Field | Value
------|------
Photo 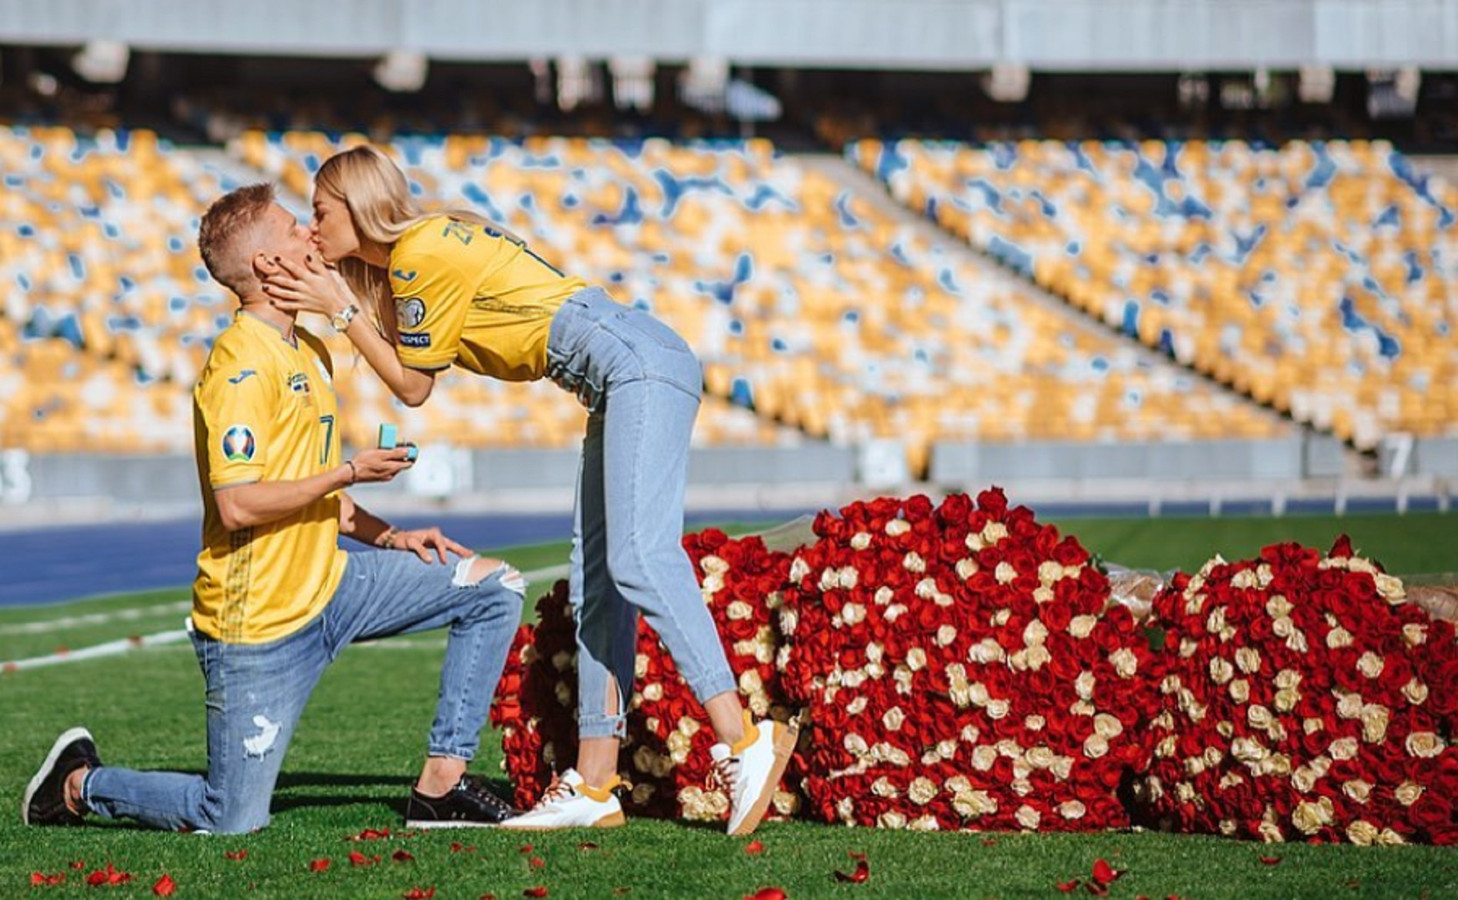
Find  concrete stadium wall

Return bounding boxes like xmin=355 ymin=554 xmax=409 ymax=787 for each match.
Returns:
xmin=11 ymin=445 xmax=858 ymax=505
xmin=929 ymin=437 xmax=1309 ymax=483
xmin=1415 ymin=437 xmax=1458 ymax=477
xmin=3 ymin=1 xmax=1455 ymax=69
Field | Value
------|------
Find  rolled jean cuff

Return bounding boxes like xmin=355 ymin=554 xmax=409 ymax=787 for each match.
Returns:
xmin=684 ymin=669 xmax=738 ymax=707
xmin=577 ymin=711 xmax=629 ymax=740
xmin=427 ymin=744 xmax=475 ymax=763
xmin=80 ymin=767 xmax=99 ymax=814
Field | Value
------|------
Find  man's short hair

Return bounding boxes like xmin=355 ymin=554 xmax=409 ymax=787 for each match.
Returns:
xmin=198 ymin=183 xmax=277 ymax=297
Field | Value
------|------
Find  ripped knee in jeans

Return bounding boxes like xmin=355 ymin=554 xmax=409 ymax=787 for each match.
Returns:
xmin=451 ymin=557 xmax=527 ymax=596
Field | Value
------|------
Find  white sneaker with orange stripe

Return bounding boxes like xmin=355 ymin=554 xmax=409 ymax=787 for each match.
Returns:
xmin=497 ymin=769 xmax=625 ymax=830
xmin=711 ymin=712 xmax=798 ymax=836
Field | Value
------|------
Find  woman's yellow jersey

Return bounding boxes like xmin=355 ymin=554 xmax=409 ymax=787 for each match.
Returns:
xmin=387 ymin=215 xmax=586 ymax=381
xmin=192 ymin=314 xmax=346 ymax=644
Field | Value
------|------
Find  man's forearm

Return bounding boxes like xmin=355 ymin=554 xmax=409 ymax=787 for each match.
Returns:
xmin=215 ymin=464 xmax=355 ymax=531
xmin=338 ymin=492 xmax=396 ymax=547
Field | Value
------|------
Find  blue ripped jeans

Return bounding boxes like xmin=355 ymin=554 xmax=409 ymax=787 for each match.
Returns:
xmin=546 ymin=288 xmax=738 ymax=740
xmin=81 ymin=551 xmax=524 ymax=834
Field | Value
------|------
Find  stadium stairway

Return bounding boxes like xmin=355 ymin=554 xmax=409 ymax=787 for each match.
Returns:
xmin=796 ymin=152 xmax=1337 ymax=469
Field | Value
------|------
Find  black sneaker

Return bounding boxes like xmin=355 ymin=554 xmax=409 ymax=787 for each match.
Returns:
xmin=405 ymin=775 xmax=520 ymax=828
xmin=23 ymin=727 xmax=101 ymax=826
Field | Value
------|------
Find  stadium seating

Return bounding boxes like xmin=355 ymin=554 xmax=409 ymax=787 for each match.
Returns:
xmin=857 ymin=138 xmax=1458 ymax=448
xmin=237 ymin=130 xmax=1286 ymax=473
xmin=0 ymin=124 xmax=802 ymax=453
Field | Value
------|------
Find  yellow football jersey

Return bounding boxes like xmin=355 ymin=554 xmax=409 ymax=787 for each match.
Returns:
xmin=388 ymin=215 xmax=588 ymax=381
xmin=192 ymin=313 xmax=347 ymax=644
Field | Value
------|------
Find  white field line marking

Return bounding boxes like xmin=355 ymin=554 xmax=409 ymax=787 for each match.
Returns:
xmin=0 ymin=564 xmax=568 ymax=637
xmin=0 ymin=600 xmax=192 ymax=636
xmin=0 ymin=563 xmax=570 ymax=672
xmin=2 ymin=630 xmax=190 ymax=673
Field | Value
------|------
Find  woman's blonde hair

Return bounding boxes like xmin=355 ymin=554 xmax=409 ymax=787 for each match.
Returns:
xmin=315 ymin=144 xmax=502 ymax=343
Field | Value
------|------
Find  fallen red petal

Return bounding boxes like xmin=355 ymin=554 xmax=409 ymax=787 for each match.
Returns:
xmin=1085 ymin=883 xmax=1110 ymax=897
xmin=523 ymin=888 xmax=548 ymax=898
xmin=981 ymin=839 xmax=998 ymax=846
xmin=225 ymin=849 xmax=248 ymax=861
xmin=834 ymin=860 xmax=870 ymax=884
xmin=577 ymin=842 xmax=599 ymax=851
xmin=348 ymin=851 xmax=374 ymax=867
xmin=1259 ymin=856 xmax=1283 ymax=866
xmin=744 ymin=840 xmax=765 ymax=855
xmin=30 ymin=872 xmax=66 ymax=887
xmin=746 ymin=889 xmax=787 ymax=900
xmin=393 ymin=850 xmax=415 ymax=863
xmin=351 ymin=827 xmax=392 ymax=841
xmin=479 ymin=895 xmax=496 ymax=900
xmin=153 ymin=873 xmax=177 ymax=897
xmin=309 ymin=858 xmax=331 ymax=872
xmin=529 ymin=857 xmax=546 ymax=869
xmin=1057 ymin=880 xmax=1082 ymax=893
xmin=402 ymin=889 xmax=436 ymax=900
xmin=1091 ymin=859 xmax=1122 ymax=885
xmin=518 ymin=844 xmax=534 ymax=854
xmin=70 ymin=861 xmax=85 ymax=870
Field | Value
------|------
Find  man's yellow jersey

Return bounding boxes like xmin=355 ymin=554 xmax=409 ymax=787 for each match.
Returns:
xmin=387 ymin=215 xmax=587 ymax=381
xmin=192 ymin=313 xmax=346 ymax=644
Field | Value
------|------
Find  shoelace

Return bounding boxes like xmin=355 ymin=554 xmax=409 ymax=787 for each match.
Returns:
xmin=707 ymin=755 xmax=741 ymax=795
xmin=532 ymin=774 xmax=578 ymax=809
xmin=460 ymin=776 xmax=513 ymax=813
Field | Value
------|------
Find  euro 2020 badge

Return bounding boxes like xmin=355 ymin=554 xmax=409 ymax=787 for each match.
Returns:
xmin=396 ymin=296 xmax=426 ymax=330
xmin=222 ymin=424 xmax=256 ymax=463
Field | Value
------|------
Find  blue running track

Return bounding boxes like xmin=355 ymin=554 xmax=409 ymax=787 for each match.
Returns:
xmin=0 ymin=510 xmax=796 ymax=609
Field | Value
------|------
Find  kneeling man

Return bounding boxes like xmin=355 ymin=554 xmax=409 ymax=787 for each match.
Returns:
xmin=23 ymin=184 xmax=524 ymax=833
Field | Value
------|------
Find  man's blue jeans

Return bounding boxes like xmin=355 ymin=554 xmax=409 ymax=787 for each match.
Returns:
xmin=82 ymin=550 xmax=524 ymax=833
xmin=546 ymin=288 xmax=738 ymax=740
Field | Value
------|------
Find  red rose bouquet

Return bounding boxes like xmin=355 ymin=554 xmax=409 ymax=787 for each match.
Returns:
xmin=1137 ymin=536 xmax=1458 ymax=844
xmin=777 ymin=489 xmax=1159 ymax=831
xmin=492 ymin=530 xmax=806 ymax=820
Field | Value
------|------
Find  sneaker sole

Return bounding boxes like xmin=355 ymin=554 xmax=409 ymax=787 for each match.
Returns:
xmin=404 ymin=819 xmax=504 ymax=830
xmin=728 ymin=720 xmax=798 ymax=837
xmin=21 ymin=727 xmax=92 ymax=826
xmin=498 ymin=811 xmax=627 ymax=831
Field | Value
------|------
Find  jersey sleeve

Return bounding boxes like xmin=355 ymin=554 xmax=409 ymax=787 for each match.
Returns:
xmin=197 ymin=342 xmax=277 ymax=488
xmin=390 ymin=244 xmax=473 ymax=371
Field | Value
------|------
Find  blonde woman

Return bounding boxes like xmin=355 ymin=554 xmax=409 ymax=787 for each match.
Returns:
xmin=262 ymin=145 xmax=794 ymax=835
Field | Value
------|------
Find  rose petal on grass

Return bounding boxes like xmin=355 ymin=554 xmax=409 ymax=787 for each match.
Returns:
xmin=451 ymin=843 xmax=475 ymax=854
xmin=524 ymin=888 xmax=548 ymax=898
xmin=1085 ymin=882 xmax=1110 ymax=897
xmin=577 ymin=842 xmax=599 ymax=851
xmin=225 ymin=850 xmax=248 ymax=861
xmin=1091 ymin=859 xmax=1122 ymax=885
xmin=518 ymin=844 xmax=534 ymax=854
xmin=746 ymin=889 xmax=787 ymax=900
xmin=393 ymin=850 xmax=415 ymax=863
xmin=834 ymin=860 xmax=870 ymax=884
xmin=1259 ymin=856 xmax=1283 ymax=866
xmin=980 ymin=839 xmax=998 ymax=847
xmin=29 ymin=872 xmax=65 ymax=886
xmin=153 ymin=873 xmax=176 ymax=897
xmin=309 ymin=858 xmax=331 ymax=872
xmin=529 ymin=857 xmax=545 ymax=869
xmin=402 ymin=888 xmax=436 ymax=900
xmin=70 ymin=862 xmax=85 ymax=870
xmin=744 ymin=840 xmax=765 ymax=855
xmin=349 ymin=851 xmax=373 ymax=867
xmin=351 ymin=827 xmax=392 ymax=841
xmin=1057 ymin=880 xmax=1081 ymax=893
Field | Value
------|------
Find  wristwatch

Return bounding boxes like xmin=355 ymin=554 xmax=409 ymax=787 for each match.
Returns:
xmin=330 ymin=302 xmax=360 ymax=332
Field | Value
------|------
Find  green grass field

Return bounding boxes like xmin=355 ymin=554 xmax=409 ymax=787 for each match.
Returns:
xmin=3 ymin=513 xmax=1457 ymax=899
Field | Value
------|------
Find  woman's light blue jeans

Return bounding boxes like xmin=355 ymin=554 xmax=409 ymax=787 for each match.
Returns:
xmin=546 ymin=288 xmax=737 ymax=740
xmin=81 ymin=550 xmax=524 ymax=833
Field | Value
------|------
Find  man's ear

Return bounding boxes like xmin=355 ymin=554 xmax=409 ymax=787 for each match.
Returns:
xmin=252 ymin=252 xmax=277 ymax=278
